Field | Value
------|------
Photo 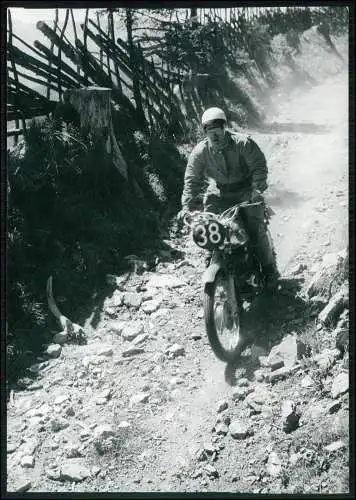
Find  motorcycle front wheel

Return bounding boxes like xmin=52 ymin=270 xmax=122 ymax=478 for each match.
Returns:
xmin=204 ymin=270 xmax=245 ymax=362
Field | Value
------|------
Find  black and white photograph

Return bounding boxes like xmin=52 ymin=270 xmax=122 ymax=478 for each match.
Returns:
xmin=4 ymin=3 xmax=351 ymax=495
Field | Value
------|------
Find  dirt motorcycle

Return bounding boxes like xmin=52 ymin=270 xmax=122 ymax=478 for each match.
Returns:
xmin=184 ymin=199 xmax=275 ymax=362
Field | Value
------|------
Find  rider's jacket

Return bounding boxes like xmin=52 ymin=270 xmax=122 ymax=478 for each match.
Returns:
xmin=181 ymin=129 xmax=268 ymax=210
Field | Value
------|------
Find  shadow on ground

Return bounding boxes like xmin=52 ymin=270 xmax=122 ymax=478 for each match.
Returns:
xmin=224 ymin=277 xmax=312 ymax=386
xmin=85 ymin=241 xmax=186 ymax=330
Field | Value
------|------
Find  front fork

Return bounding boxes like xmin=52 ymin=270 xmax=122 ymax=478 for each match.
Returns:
xmin=203 ymin=250 xmax=240 ymax=319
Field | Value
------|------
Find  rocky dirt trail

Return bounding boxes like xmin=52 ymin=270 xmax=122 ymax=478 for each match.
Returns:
xmin=6 ymin=55 xmax=349 ymax=494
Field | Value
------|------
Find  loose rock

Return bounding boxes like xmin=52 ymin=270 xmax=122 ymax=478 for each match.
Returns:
xmin=301 ymin=374 xmax=314 ymax=388
xmin=289 ymin=263 xmax=306 ymax=276
xmin=335 ymin=328 xmax=348 ymax=355
xmin=326 ymin=401 xmax=341 ymax=414
xmin=147 ymin=275 xmax=187 ymax=289
xmin=123 ymin=292 xmax=143 ymax=309
xmin=331 ymin=372 xmax=348 ymax=398
xmin=132 ymin=333 xmax=149 ymax=346
xmin=60 ymin=460 xmax=91 ymax=482
xmin=51 ymin=417 xmax=70 ymax=432
xmin=122 ymin=347 xmax=145 ymax=358
xmin=21 ymin=439 xmax=38 ymax=456
xmin=246 ymin=398 xmax=263 ymax=415
xmin=141 ymin=300 xmax=161 ymax=314
xmin=266 ymin=335 xmax=308 ymax=370
xmin=214 ymin=422 xmax=229 ymax=436
xmin=14 ymin=480 xmax=32 ymax=493
xmin=217 ymin=400 xmax=228 ymax=413
xmin=167 ymin=344 xmax=185 ymax=359
xmin=266 ymin=451 xmax=282 ymax=477
xmin=324 ymin=440 xmax=346 ymax=453
xmin=97 ymin=347 xmax=114 ymax=357
xmin=94 ymin=425 xmax=115 ymax=439
xmin=265 ymin=364 xmax=300 ymax=383
xmin=46 ymin=344 xmax=62 ymax=358
xmin=65 ymin=444 xmax=82 ymax=458
xmin=307 ymin=251 xmax=346 ymax=298
xmin=130 ymin=392 xmax=149 ymax=406
xmin=229 ymin=420 xmax=252 ymax=439
xmin=204 ymin=464 xmax=219 ymax=478
xmin=121 ymin=322 xmax=144 ymax=341
xmin=281 ymin=400 xmax=301 ymax=433
xmin=53 ymin=331 xmax=68 ymax=345
xmin=20 ymin=455 xmax=35 ymax=468
xmin=232 ymin=386 xmax=251 ymax=401
xmin=314 ymin=348 xmax=340 ymax=370
xmin=318 ymin=286 xmax=348 ymax=325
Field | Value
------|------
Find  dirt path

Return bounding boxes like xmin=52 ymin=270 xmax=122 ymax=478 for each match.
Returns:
xmin=6 ymin=69 xmax=348 ymax=494
xmin=130 ymin=69 xmax=349 ymax=492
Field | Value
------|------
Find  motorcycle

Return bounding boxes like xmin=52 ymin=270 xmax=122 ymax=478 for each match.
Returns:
xmin=184 ymin=200 xmax=275 ymax=362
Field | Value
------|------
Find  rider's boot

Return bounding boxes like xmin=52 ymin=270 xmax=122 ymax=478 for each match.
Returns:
xmin=253 ymin=226 xmax=280 ymax=289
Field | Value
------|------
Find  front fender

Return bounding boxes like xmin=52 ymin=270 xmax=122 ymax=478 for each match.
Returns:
xmin=202 ymin=262 xmax=223 ymax=285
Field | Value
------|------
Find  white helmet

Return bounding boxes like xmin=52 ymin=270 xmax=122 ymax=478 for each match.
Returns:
xmin=201 ymin=107 xmax=227 ymax=127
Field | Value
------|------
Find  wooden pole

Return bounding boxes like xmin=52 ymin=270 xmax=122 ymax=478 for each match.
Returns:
xmin=83 ymin=8 xmax=89 ymax=86
xmin=96 ymin=12 xmax=104 ymax=70
xmin=47 ymin=8 xmax=58 ymax=100
xmin=7 ymin=10 xmax=23 ymax=145
xmin=70 ymin=9 xmax=80 ymax=76
xmin=57 ymin=9 xmax=70 ymax=101
xmin=108 ymin=9 xmax=122 ymax=91
xmin=106 ymin=10 xmax=113 ymax=85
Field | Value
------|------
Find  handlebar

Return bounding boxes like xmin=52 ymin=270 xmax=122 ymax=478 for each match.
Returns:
xmin=183 ymin=200 xmax=265 ymax=227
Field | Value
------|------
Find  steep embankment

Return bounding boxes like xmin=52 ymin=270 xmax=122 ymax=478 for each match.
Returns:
xmin=6 ymin=31 xmax=349 ymax=495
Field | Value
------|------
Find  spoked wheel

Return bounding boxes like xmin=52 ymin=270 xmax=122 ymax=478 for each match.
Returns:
xmin=204 ymin=270 xmax=244 ymax=362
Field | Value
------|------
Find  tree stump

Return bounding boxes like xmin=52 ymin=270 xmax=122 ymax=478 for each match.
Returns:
xmin=63 ymin=87 xmax=128 ymax=180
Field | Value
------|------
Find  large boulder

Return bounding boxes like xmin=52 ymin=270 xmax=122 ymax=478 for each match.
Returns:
xmin=318 ymin=283 xmax=348 ymax=325
xmin=307 ymin=249 xmax=347 ymax=299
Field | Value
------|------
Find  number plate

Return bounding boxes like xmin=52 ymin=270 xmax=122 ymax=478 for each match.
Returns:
xmin=192 ymin=220 xmax=226 ymax=250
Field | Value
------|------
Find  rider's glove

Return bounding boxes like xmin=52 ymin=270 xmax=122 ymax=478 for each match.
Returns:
xmin=177 ymin=207 xmax=190 ymax=222
xmin=251 ymin=189 xmax=264 ymax=203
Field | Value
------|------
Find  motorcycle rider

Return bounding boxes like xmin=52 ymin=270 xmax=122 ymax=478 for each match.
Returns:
xmin=178 ymin=106 xmax=279 ymax=287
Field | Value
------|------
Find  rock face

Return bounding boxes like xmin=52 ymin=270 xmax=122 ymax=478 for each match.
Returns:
xmin=307 ymin=250 xmax=347 ymax=298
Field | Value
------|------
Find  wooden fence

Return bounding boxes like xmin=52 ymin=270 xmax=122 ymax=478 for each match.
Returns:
xmin=7 ymin=6 xmax=329 ymax=146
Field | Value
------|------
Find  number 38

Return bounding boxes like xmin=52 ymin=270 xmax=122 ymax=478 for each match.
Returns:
xmin=193 ymin=222 xmax=224 ymax=249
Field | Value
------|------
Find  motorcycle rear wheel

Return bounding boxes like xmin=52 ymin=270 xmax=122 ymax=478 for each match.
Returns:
xmin=204 ymin=270 xmax=245 ymax=362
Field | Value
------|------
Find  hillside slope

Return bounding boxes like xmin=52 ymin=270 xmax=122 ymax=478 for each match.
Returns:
xmin=6 ymin=30 xmax=349 ymax=495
